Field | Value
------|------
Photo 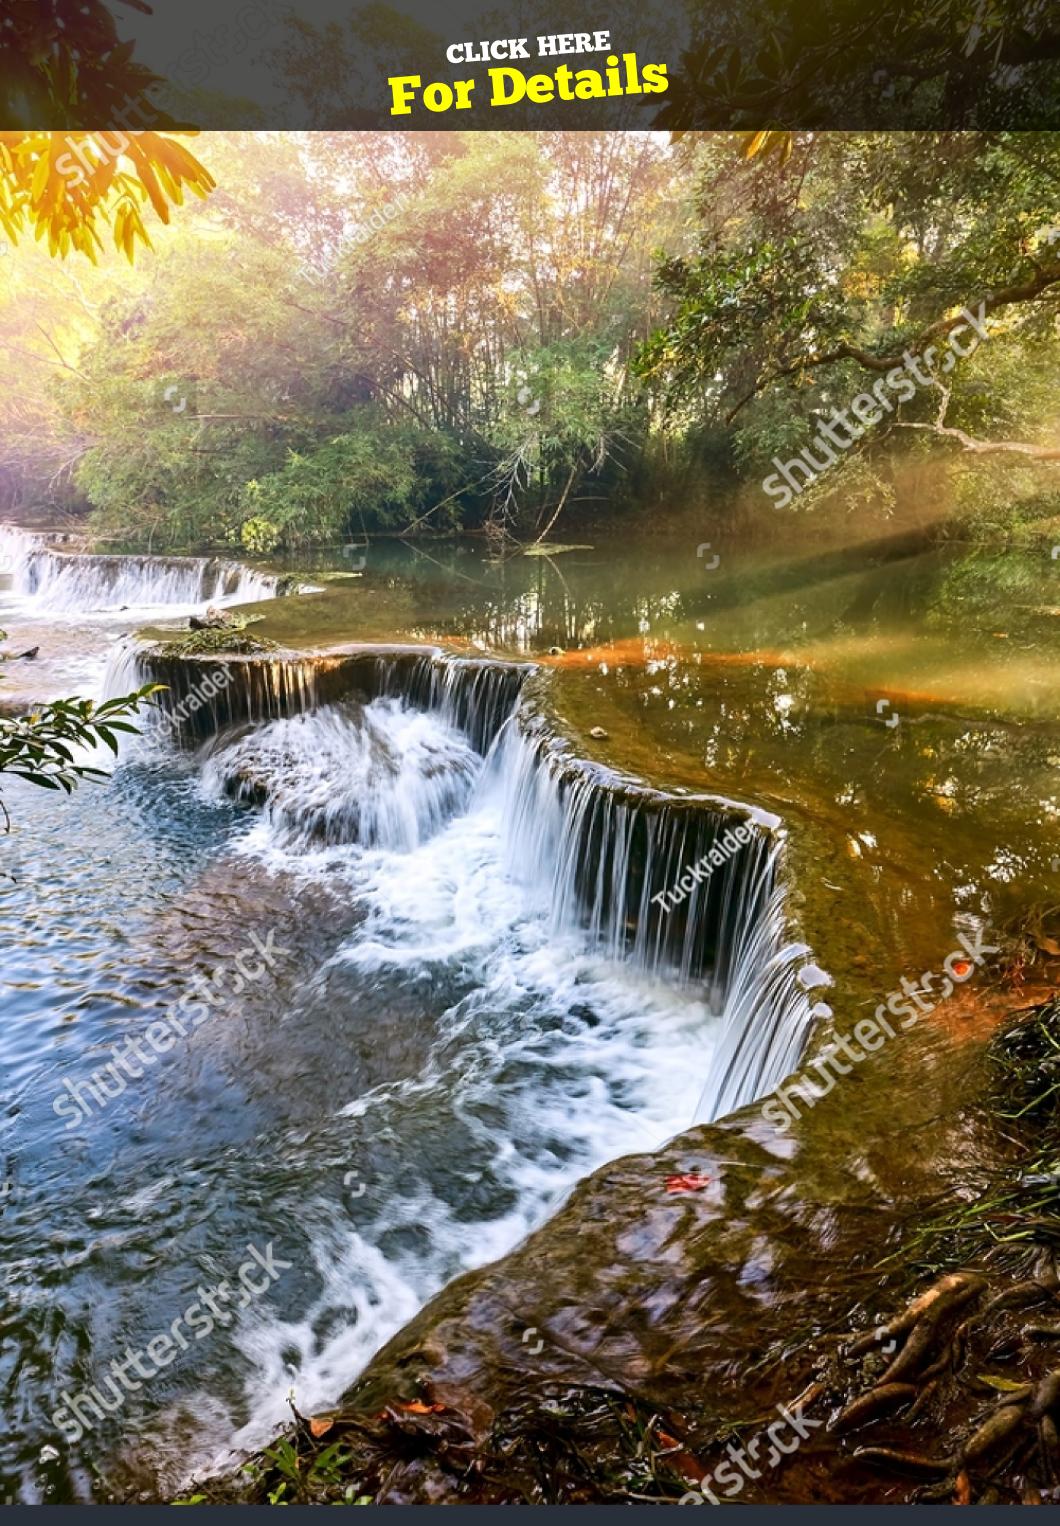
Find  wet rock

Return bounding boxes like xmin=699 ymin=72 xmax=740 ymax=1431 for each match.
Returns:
xmin=189 ymin=605 xmax=234 ymax=630
xmin=206 ymin=970 xmax=1042 ymax=1507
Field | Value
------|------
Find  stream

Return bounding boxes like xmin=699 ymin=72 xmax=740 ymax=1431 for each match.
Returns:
xmin=0 ymin=524 xmax=1057 ymax=1503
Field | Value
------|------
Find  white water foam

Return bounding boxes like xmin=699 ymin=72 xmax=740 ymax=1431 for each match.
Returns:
xmin=184 ymin=696 xmax=716 ymax=1467
xmin=0 ymin=524 xmax=281 ymax=617
xmin=199 ymin=701 xmax=481 ymax=852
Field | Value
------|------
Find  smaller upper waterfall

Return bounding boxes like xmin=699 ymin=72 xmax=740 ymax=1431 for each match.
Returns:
xmin=0 ymin=524 xmax=283 ymax=614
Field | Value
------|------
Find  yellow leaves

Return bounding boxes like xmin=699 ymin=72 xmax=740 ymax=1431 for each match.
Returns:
xmin=740 ymin=130 xmax=795 ymax=166
xmin=112 ymin=197 xmax=153 ymax=263
xmin=0 ymin=131 xmax=214 ymax=264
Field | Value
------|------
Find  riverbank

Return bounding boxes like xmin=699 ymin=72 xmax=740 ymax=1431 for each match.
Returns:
xmin=187 ymin=948 xmax=1060 ymax=1506
xmin=2 ymin=522 xmax=1058 ymax=1504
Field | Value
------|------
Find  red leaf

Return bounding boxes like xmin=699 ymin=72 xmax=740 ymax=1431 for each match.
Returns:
xmin=665 ymin=1173 xmax=712 ymax=1194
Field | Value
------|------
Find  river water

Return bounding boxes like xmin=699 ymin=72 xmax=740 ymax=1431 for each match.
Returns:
xmin=0 ymin=531 xmax=725 ymax=1503
xmin=0 ymin=525 xmax=1057 ymax=1502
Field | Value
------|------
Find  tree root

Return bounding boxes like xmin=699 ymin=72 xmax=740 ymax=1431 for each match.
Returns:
xmin=983 ymin=1279 xmax=1056 ymax=1317
xmin=961 ymin=1403 xmax=1026 ymax=1464
xmin=850 ymin=1445 xmax=952 ymax=1476
xmin=833 ymin=1383 xmax=917 ymax=1434
xmin=845 ymin=1272 xmax=984 ymax=1358
xmin=877 ymin=1275 xmax=986 ymax=1386
xmin=1031 ymin=1369 xmax=1060 ymax=1419
xmin=831 ymin=1257 xmax=1060 ymax=1503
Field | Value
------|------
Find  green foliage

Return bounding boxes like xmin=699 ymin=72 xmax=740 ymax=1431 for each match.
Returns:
xmin=240 ymin=420 xmax=458 ymax=544
xmin=488 ymin=341 xmax=641 ymax=527
xmin=0 ymin=685 xmax=161 ymax=823
xmin=240 ymin=1434 xmax=366 ymax=1505
xmin=240 ymin=516 xmax=282 ymax=555
xmin=658 ymin=3 xmax=1060 ymax=135
xmin=5 ymin=131 xmax=1058 ymax=549
xmin=2 ymin=132 xmax=681 ymax=544
xmin=149 ymin=628 xmax=276 ymax=658
xmin=636 ymin=133 xmax=1060 ymax=528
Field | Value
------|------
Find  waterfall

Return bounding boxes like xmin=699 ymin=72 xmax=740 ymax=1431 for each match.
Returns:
xmin=694 ymin=847 xmax=828 ymax=1121
xmin=200 ymin=701 xmax=482 ymax=853
xmin=112 ymin=639 xmax=819 ymax=1119
xmin=0 ymin=525 xmax=283 ymax=613
xmin=115 ymin=645 xmax=532 ymax=751
xmin=0 ymin=524 xmax=47 ymax=574
xmin=489 ymin=694 xmax=818 ymax=1112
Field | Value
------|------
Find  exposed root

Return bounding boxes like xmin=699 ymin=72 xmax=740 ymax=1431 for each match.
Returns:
xmin=833 ymin=1383 xmax=917 ymax=1434
xmin=851 ymin=1445 xmax=952 ymax=1476
xmin=1031 ymin=1369 xmax=1060 ymax=1418
xmin=813 ymin=996 xmax=1060 ymax=1501
xmin=961 ymin=1403 xmax=1026 ymax=1464
xmin=983 ymin=1279 xmax=1056 ymax=1316
xmin=877 ymin=1276 xmax=986 ymax=1385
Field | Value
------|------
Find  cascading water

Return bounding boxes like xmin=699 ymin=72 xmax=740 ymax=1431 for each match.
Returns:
xmin=697 ymin=853 xmax=830 ymax=1121
xmin=487 ymin=700 xmax=819 ymax=1117
xmin=0 ymin=556 xmax=824 ymax=1496
xmin=106 ymin=644 xmax=532 ymax=750
xmin=199 ymin=701 xmax=482 ymax=852
xmin=119 ymin=640 xmax=819 ymax=1121
xmin=0 ymin=524 xmax=283 ymax=614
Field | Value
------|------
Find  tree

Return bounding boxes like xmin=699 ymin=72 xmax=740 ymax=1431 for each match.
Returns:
xmin=0 ymin=120 xmax=210 ymax=814
xmin=636 ymin=133 xmax=1060 ymax=517
xmin=655 ymin=1 xmax=1060 ymax=133
xmin=0 ymin=131 xmax=215 ymax=263
xmin=1 ymin=0 xmax=162 ymax=128
xmin=27 ymin=131 xmax=682 ymax=549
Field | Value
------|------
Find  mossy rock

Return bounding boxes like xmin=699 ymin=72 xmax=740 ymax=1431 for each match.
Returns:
xmin=148 ymin=628 xmax=279 ymax=658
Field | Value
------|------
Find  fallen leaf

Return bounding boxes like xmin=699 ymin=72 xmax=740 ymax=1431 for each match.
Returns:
xmin=665 ymin=1173 xmax=712 ymax=1194
xmin=954 ymin=1469 xmax=972 ymax=1504
xmin=397 ymin=1399 xmax=445 ymax=1415
xmin=308 ymin=1416 xmax=334 ymax=1439
xmin=655 ymin=1427 xmax=707 ymax=1482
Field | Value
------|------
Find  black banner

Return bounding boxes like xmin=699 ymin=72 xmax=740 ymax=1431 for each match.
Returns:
xmin=2 ymin=0 xmax=1059 ymax=131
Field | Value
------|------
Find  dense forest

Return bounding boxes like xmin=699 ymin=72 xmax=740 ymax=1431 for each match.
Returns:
xmin=1 ymin=130 xmax=1058 ymax=552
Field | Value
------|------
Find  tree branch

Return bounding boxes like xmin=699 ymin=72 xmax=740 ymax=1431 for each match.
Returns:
xmin=726 ymin=260 xmax=1060 ymax=423
xmin=892 ymin=381 xmax=1060 ymax=461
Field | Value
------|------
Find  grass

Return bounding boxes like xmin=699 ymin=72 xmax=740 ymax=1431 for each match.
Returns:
xmin=887 ymin=995 xmax=1060 ymax=1277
